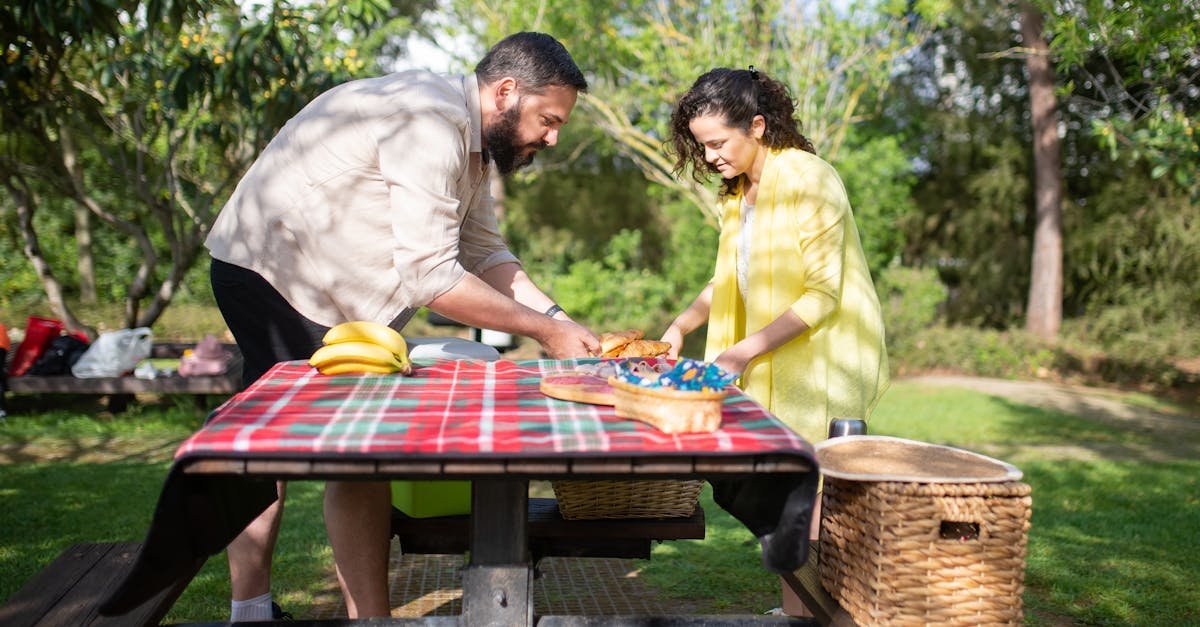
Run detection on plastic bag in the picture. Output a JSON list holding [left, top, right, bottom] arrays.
[[178, 334, 233, 377], [71, 327, 154, 378]]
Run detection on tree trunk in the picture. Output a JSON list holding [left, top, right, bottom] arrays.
[[1021, 3, 1063, 339], [75, 203, 96, 303], [5, 178, 96, 339]]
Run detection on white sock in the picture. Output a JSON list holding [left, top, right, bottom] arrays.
[[230, 591, 273, 622]]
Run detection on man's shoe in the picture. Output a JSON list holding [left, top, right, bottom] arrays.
[[271, 602, 294, 620]]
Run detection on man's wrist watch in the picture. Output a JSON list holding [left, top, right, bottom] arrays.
[[544, 304, 564, 318]]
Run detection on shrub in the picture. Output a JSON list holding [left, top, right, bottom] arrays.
[[875, 265, 948, 353], [543, 229, 678, 332], [891, 326, 1060, 379]]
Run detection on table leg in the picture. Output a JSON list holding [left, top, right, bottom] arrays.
[[462, 479, 533, 626]]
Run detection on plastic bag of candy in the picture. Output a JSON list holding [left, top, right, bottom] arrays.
[[613, 357, 737, 392]]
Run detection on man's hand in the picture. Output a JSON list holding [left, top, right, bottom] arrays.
[[538, 319, 600, 359]]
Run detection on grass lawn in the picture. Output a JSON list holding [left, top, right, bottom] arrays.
[[1, 381, 1197, 624]]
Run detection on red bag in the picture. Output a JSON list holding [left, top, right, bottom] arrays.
[[8, 316, 64, 377]]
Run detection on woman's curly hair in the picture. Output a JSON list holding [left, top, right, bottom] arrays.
[[669, 67, 815, 196]]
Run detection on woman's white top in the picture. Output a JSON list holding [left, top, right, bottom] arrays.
[[737, 199, 755, 300]]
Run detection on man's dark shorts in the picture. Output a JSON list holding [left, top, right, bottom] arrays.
[[210, 258, 328, 389]]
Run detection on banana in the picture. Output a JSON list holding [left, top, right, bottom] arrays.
[[323, 321, 411, 368], [316, 361, 401, 375], [309, 340, 403, 374]]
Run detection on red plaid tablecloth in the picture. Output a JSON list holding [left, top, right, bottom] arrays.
[[177, 359, 812, 460]]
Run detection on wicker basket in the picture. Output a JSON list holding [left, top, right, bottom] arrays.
[[551, 479, 703, 520], [819, 478, 1032, 626], [608, 377, 726, 434]]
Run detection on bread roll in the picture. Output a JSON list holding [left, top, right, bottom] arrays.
[[599, 329, 643, 357], [617, 339, 671, 358]]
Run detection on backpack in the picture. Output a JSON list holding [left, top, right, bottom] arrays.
[[28, 335, 91, 376]]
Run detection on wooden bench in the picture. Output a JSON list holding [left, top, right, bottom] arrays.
[[391, 496, 706, 562], [0, 542, 202, 627], [783, 546, 859, 626], [4, 342, 242, 412]]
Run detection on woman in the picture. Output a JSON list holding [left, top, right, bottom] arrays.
[[661, 66, 889, 446]]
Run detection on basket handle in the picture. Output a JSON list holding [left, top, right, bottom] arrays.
[[935, 497, 986, 541]]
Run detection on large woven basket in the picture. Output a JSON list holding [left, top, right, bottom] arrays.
[[551, 479, 703, 520], [819, 478, 1032, 626]]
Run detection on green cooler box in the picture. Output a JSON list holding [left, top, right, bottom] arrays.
[[391, 480, 472, 518]]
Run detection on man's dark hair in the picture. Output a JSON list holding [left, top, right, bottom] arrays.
[[474, 32, 587, 94]]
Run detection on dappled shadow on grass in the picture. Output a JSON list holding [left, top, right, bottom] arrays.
[[1021, 460, 1200, 625], [0, 431, 184, 465], [638, 484, 781, 614], [0, 455, 338, 622], [0, 461, 172, 603], [877, 381, 1199, 464], [0, 395, 212, 464], [981, 395, 1198, 464]]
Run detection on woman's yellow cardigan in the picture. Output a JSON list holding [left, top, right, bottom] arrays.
[[704, 148, 889, 443]]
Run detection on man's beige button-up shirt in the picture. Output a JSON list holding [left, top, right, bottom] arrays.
[[206, 71, 517, 328]]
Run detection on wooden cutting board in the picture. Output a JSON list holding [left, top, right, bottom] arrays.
[[539, 372, 617, 406]]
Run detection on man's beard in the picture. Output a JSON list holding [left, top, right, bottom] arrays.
[[485, 102, 548, 175]]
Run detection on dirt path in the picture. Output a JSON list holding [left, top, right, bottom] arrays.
[[902, 374, 1200, 463]]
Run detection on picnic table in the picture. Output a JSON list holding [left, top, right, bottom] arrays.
[[99, 358, 822, 625]]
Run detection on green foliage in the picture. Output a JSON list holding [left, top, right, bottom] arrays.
[[1062, 172, 1200, 361], [442, 0, 937, 231], [834, 131, 916, 273], [502, 129, 669, 270], [533, 229, 677, 333], [501, 122, 717, 335], [891, 325, 1061, 379], [894, 3, 1197, 349], [886, 321, 1196, 392], [1038, 0, 1200, 195], [875, 265, 947, 351], [0, 1, 428, 332], [906, 132, 1032, 327]]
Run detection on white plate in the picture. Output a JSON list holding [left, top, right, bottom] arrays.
[[407, 337, 500, 362]]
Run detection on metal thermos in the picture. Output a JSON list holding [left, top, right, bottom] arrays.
[[828, 418, 867, 439]]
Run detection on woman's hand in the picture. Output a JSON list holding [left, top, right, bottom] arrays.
[[660, 324, 685, 359], [713, 342, 757, 377]]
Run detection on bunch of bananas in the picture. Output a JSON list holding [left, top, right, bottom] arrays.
[[309, 321, 413, 375]]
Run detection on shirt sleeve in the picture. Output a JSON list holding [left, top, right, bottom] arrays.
[[788, 170, 848, 329], [457, 174, 520, 274], [375, 104, 470, 306]]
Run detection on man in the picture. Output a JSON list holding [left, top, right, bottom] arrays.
[[205, 32, 598, 620]]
